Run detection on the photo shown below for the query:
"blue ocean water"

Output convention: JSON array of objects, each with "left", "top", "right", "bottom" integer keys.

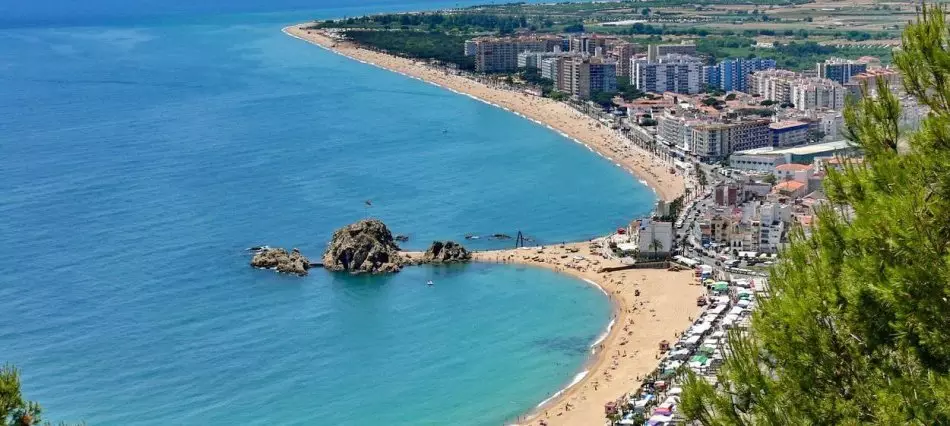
[{"left": 0, "top": 1, "right": 653, "bottom": 424}]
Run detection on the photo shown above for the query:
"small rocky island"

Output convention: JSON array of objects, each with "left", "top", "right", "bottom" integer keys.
[
  {"left": 251, "top": 219, "right": 473, "bottom": 276},
  {"left": 250, "top": 247, "right": 311, "bottom": 276},
  {"left": 322, "top": 219, "right": 406, "bottom": 274},
  {"left": 421, "top": 240, "right": 472, "bottom": 263}
]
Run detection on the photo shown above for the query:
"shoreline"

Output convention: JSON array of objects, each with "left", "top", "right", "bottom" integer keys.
[
  {"left": 286, "top": 25, "right": 699, "bottom": 425},
  {"left": 282, "top": 25, "right": 685, "bottom": 203},
  {"left": 468, "top": 245, "right": 702, "bottom": 425}
]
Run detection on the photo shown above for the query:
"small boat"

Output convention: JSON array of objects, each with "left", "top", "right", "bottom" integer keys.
[{"left": 426, "top": 280, "right": 434, "bottom": 286}]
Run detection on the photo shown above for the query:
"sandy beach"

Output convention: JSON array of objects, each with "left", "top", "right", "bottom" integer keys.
[
  {"left": 283, "top": 25, "right": 685, "bottom": 203},
  {"left": 477, "top": 245, "right": 701, "bottom": 425},
  {"left": 402, "top": 242, "right": 703, "bottom": 425},
  {"left": 286, "top": 25, "right": 702, "bottom": 425}
]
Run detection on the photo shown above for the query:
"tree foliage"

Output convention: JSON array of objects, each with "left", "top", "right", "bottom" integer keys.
[
  {"left": 1, "top": 365, "right": 44, "bottom": 426},
  {"left": 681, "top": 6, "right": 950, "bottom": 424},
  {"left": 322, "top": 12, "right": 531, "bottom": 33},
  {"left": 343, "top": 30, "right": 475, "bottom": 70}
]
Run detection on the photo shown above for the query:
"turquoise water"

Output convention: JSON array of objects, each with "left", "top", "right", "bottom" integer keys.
[{"left": 0, "top": 1, "right": 652, "bottom": 424}]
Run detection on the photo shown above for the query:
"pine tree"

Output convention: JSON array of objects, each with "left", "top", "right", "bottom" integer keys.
[
  {"left": 680, "top": 5, "right": 950, "bottom": 424},
  {"left": 0, "top": 365, "right": 43, "bottom": 426}
]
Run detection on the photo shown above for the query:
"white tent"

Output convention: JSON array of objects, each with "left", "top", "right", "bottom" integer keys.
[
  {"left": 670, "top": 348, "right": 691, "bottom": 360},
  {"left": 690, "top": 323, "right": 711, "bottom": 336}
]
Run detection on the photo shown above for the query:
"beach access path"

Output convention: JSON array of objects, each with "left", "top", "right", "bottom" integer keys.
[
  {"left": 283, "top": 25, "right": 685, "bottom": 203},
  {"left": 402, "top": 243, "right": 704, "bottom": 426}
]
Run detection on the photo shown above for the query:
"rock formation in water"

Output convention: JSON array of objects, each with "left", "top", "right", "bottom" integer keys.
[
  {"left": 250, "top": 247, "right": 311, "bottom": 276},
  {"left": 322, "top": 219, "right": 405, "bottom": 274},
  {"left": 422, "top": 241, "right": 472, "bottom": 264}
]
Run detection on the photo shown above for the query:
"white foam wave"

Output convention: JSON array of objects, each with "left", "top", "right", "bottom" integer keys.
[
  {"left": 591, "top": 318, "right": 616, "bottom": 349},
  {"left": 535, "top": 370, "right": 589, "bottom": 408}
]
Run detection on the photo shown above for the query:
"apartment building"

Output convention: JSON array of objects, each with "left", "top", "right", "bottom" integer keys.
[
  {"left": 816, "top": 57, "right": 868, "bottom": 84},
  {"left": 569, "top": 34, "right": 613, "bottom": 55},
  {"left": 646, "top": 41, "right": 697, "bottom": 61},
  {"left": 540, "top": 57, "right": 559, "bottom": 81},
  {"left": 709, "top": 57, "right": 776, "bottom": 93},
  {"left": 470, "top": 36, "right": 563, "bottom": 73},
  {"left": 690, "top": 119, "right": 772, "bottom": 161},
  {"left": 557, "top": 56, "right": 617, "bottom": 99},
  {"left": 748, "top": 69, "right": 798, "bottom": 102},
  {"left": 702, "top": 65, "right": 721, "bottom": 89},
  {"left": 632, "top": 54, "right": 702, "bottom": 94},
  {"left": 517, "top": 51, "right": 565, "bottom": 69},
  {"left": 844, "top": 68, "right": 901, "bottom": 98},
  {"left": 611, "top": 43, "right": 637, "bottom": 78},
  {"left": 750, "top": 70, "right": 845, "bottom": 111},
  {"left": 768, "top": 120, "right": 810, "bottom": 147},
  {"left": 757, "top": 202, "right": 791, "bottom": 253},
  {"left": 789, "top": 78, "right": 846, "bottom": 111},
  {"left": 658, "top": 110, "right": 771, "bottom": 161}
]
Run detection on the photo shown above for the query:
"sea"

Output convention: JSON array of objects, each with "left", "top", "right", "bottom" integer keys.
[{"left": 0, "top": 1, "right": 656, "bottom": 424}]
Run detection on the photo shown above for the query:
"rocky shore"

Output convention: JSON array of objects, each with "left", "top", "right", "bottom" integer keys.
[
  {"left": 421, "top": 240, "right": 471, "bottom": 263},
  {"left": 250, "top": 247, "right": 312, "bottom": 276},
  {"left": 322, "top": 218, "right": 406, "bottom": 274}
]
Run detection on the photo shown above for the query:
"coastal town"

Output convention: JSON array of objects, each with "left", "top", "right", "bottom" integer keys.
[{"left": 289, "top": 2, "right": 915, "bottom": 425}]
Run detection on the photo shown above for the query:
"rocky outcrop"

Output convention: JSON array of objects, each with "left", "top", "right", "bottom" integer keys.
[
  {"left": 422, "top": 241, "right": 472, "bottom": 264},
  {"left": 322, "top": 219, "right": 405, "bottom": 274},
  {"left": 251, "top": 247, "right": 311, "bottom": 276}
]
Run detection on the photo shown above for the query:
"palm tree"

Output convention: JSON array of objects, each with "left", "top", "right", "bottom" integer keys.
[{"left": 649, "top": 238, "right": 664, "bottom": 260}]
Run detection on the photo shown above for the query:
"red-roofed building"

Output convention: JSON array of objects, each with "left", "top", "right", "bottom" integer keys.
[{"left": 772, "top": 180, "right": 807, "bottom": 198}]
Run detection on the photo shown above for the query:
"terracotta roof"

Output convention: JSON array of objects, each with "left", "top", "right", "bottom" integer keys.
[
  {"left": 773, "top": 181, "right": 806, "bottom": 192},
  {"left": 775, "top": 164, "right": 812, "bottom": 172}
]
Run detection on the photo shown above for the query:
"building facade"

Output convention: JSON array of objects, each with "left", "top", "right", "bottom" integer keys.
[
  {"left": 637, "top": 220, "right": 673, "bottom": 258},
  {"left": 702, "top": 65, "right": 721, "bottom": 89},
  {"left": 471, "top": 36, "right": 562, "bottom": 73},
  {"left": 632, "top": 54, "right": 702, "bottom": 94},
  {"left": 647, "top": 42, "right": 697, "bottom": 61},
  {"left": 768, "top": 120, "right": 810, "bottom": 147},
  {"left": 750, "top": 70, "right": 845, "bottom": 112},
  {"left": 817, "top": 58, "right": 868, "bottom": 84},
  {"left": 789, "top": 78, "right": 846, "bottom": 112},
  {"left": 718, "top": 57, "right": 776, "bottom": 93},
  {"left": 611, "top": 43, "right": 637, "bottom": 79},
  {"left": 555, "top": 56, "right": 617, "bottom": 99}
]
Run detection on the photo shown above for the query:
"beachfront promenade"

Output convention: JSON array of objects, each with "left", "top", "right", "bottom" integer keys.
[{"left": 285, "top": 25, "right": 703, "bottom": 425}]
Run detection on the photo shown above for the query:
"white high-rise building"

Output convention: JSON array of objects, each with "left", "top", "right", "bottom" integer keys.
[
  {"left": 632, "top": 54, "right": 702, "bottom": 94},
  {"left": 749, "top": 69, "right": 845, "bottom": 112}
]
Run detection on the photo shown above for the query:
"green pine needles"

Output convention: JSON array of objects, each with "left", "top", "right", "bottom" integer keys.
[{"left": 680, "top": 5, "right": 950, "bottom": 425}]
